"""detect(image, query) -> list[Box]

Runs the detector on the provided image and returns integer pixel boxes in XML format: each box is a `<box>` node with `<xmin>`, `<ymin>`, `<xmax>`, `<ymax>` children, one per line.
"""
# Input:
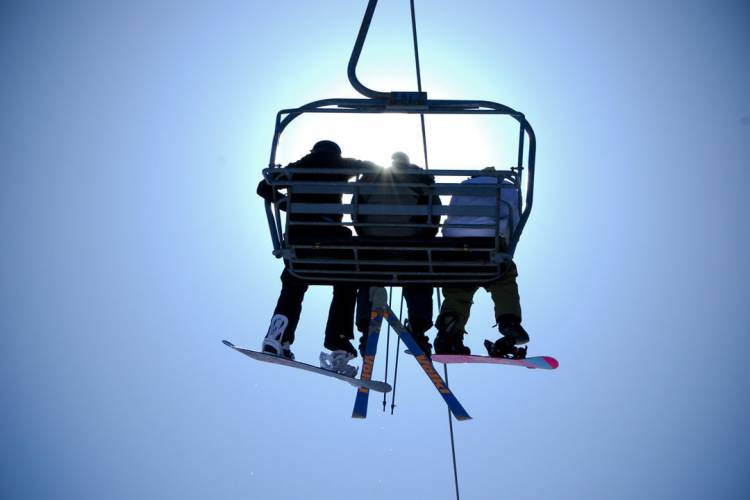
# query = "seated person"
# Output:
<box><xmin>435</xmin><ymin>167</ymin><xmax>529</xmax><ymax>358</ymax></box>
<box><xmin>353</xmin><ymin>152</ymin><xmax>440</xmax><ymax>356</ymax></box>
<box><xmin>355</xmin><ymin>151</ymin><xmax>440</xmax><ymax>239</ymax></box>
<box><xmin>256</xmin><ymin>140</ymin><xmax>375</xmax><ymax>361</ymax></box>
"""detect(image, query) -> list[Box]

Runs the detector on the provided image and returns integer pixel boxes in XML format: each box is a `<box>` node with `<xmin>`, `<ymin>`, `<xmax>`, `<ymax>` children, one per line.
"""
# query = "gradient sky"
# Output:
<box><xmin>2</xmin><ymin>1</ymin><xmax>749</xmax><ymax>499</ymax></box>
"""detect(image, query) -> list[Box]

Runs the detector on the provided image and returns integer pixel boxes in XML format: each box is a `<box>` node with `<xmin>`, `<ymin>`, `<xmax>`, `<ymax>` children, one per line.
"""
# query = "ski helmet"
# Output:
<box><xmin>311</xmin><ymin>140</ymin><xmax>341</xmax><ymax>155</ymax></box>
<box><xmin>391</xmin><ymin>151</ymin><xmax>410</xmax><ymax>165</ymax></box>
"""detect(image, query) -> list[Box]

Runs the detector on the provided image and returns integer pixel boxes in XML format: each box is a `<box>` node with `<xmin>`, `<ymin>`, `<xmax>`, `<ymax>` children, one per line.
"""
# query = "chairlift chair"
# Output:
<box><xmin>261</xmin><ymin>0</ymin><xmax>536</xmax><ymax>286</ymax></box>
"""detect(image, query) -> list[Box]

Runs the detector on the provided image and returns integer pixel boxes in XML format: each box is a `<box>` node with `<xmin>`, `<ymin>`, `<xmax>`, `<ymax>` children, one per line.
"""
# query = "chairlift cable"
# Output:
<box><xmin>444</xmin><ymin>363</ymin><xmax>461</xmax><ymax>500</ymax></box>
<box><xmin>411</xmin><ymin>2</ymin><xmax>460</xmax><ymax>491</ymax></box>
<box><xmin>436</xmin><ymin>289</ymin><xmax>461</xmax><ymax>500</ymax></box>
<box><xmin>409</xmin><ymin>0</ymin><xmax>430</xmax><ymax>169</ymax></box>
<box><xmin>380</xmin><ymin>0</ymin><xmax>447</xmax><ymax>396</ymax></box>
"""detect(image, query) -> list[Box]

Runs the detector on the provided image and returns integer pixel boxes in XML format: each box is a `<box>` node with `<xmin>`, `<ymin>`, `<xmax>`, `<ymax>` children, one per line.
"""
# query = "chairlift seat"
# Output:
<box><xmin>286</xmin><ymin>234</ymin><xmax>510</xmax><ymax>285</ymax></box>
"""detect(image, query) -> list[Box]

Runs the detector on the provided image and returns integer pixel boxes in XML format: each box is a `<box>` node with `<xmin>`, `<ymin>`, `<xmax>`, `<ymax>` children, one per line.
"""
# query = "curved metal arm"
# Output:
<box><xmin>347</xmin><ymin>0</ymin><xmax>390</xmax><ymax>99</ymax></box>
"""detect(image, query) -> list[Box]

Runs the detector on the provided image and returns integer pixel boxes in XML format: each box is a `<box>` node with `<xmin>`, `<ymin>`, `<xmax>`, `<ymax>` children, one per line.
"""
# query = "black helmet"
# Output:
<box><xmin>311</xmin><ymin>140</ymin><xmax>341</xmax><ymax>155</ymax></box>
<box><xmin>391</xmin><ymin>151</ymin><xmax>410</xmax><ymax>165</ymax></box>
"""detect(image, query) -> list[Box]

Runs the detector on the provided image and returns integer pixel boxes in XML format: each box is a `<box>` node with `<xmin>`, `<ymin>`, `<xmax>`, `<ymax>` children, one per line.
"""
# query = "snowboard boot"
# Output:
<box><xmin>262</xmin><ymin>314</ymin><xmax>295</xmax><ymax>360</ymax></box>
<box><xmin>433</xmin><ymin>313</ymin><xmax>471</xmax><ymax>355</ymax></box>
<box><xmin>497</xmin><ymin>314</ymin><xmax>530</xmax><ymax>345</ymax></box>
<box><xmin>484</xmin><ymin>314</ymin><xmax>529</xmax><ymax>359</ymax></box>
<box><xmin>324</xmin><ymin>334</ymin><xmax>358</xmax><ymax>358</ymax></box>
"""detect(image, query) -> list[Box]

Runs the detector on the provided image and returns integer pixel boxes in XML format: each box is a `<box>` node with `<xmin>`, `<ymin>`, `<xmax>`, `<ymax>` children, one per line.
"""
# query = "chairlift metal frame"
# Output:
<box><xmin>261</xmin><ymin>0</ymin><xmax>536</xmax><ymax>286</ymax></box>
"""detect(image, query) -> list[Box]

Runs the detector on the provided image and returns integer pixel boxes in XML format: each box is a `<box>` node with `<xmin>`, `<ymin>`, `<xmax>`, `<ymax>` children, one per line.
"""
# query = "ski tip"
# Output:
<box><xmin>543</xmin><ymin>356</ymin><xmax>559</xmax><ymax>369</ymax></box>
<box><xmin>222</xmin><ymin>340</ymin><xmax>235</xmax><ymax>348</ymax></box>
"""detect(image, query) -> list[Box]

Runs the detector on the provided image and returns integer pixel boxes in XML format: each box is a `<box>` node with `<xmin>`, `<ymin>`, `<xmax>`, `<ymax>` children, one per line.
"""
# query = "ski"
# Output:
<box><xmin>351</xmin><ymin>289</ymin><xmax>387</xmax><ymax>418</ymax></box>
<box><xmin>432</xmin><ymin>353</ymin><xmax>559</xmax><ymax>370</ymax></box>
<box><xmin>223</xmin><ymin>340</ymin><xmax>392</xmax><ymax>393</ymax></box>
<box><xmin>384</xmin><ymin>311</ymin><xmax>472</xmax><ymax>421</ymax></box>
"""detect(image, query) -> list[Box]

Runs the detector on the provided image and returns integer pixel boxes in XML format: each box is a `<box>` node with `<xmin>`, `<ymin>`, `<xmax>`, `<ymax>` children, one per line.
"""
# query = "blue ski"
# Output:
<box><xmin>351</xmin><ymin>289</ymin><xmax>387</xmax><ymax>418</ymax></box>
<box><xmin>383</xmin><ymin>312</ymin><xmax>472</xmax><ymax>421</ymax></box>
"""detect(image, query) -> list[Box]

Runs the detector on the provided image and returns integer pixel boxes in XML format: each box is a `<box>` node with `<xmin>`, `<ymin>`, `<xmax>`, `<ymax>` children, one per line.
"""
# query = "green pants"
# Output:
<box><xmin>439</xmin><ymin>261</ymin><xmax>521</xmax><ymax>335</ymax></box>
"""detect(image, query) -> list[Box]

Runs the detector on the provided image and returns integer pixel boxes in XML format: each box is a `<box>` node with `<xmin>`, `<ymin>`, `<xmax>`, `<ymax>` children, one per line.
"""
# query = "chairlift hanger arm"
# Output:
<box><xmin>347</xmin><ymin>0</ymin><xmax>429</xmax><ymax>107</ymax></box>
<box><xmin>348</xmin><ymin>0</ymin><xmax>390</xmax><ymax>100</ymax></box>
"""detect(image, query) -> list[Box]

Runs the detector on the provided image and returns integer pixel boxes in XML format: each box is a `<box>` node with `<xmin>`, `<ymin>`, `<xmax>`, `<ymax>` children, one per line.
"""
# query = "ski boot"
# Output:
<box><xmin>405</xmin><ymin>320</ymin><xmax>433</xmax><ymax>359</ymax></box>
<box><xmin>484</xmin><ymin>314</ymin><xmax>529</xmax><ymax>360</ymax></box>
<box><xmin>433</xmin><ymin>313</ymin><xmax>471</xmax><ymax>355</ymax></box>
<box><xmin>324</xmin><ymin>334</ymin><xmax>358</xmax><ymax>358</ymax></box>
<box><xmin>262</xmin><ymin>314</ymin><xmax>295</xmax><ymax>360</ymax></box>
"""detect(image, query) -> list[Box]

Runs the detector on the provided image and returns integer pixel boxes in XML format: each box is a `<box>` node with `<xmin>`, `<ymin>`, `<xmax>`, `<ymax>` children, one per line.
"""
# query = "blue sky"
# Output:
<box><xmin>1</xmin><ymin>1</ymin><xmax>749</xmax><ymax>499</ymax></box>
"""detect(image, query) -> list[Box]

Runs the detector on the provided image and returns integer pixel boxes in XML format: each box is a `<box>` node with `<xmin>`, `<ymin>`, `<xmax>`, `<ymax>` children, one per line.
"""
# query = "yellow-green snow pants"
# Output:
<box><xmin>438</xmin><ymin>261</ymin><xmax>522</xmax><ymax>334</ymax></box>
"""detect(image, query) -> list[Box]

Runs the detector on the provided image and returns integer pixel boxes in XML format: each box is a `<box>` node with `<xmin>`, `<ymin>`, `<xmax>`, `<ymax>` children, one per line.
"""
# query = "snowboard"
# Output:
<box><xmin>432</xmin><ymin>353</ymin><xmax>559</xmax><ymax>370</ymax></box>
<box><xmin>222</xmin><ymin>340</ymin><xmax>392</xmax><ymax>393</ymax></box>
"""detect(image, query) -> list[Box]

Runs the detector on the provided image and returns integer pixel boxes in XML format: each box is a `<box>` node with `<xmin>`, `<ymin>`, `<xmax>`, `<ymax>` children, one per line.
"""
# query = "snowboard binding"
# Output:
<box><xmin>484</xmin><ymin>338</ymin><xmax>527</xmax><ymax>360</ymax></box>
<box><xmin>262</xmin><ymin>338</ymin><xmax>295</xmax><ymax>360</ymax></box>
<box><xmin>319</xmin><ymin>350</ymin><xmax>358</xmax><ymax>378</ymax></box>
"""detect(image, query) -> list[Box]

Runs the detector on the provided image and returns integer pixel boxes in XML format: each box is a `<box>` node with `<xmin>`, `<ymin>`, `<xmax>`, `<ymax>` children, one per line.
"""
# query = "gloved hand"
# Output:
<box><xmin>257</xmin><ymin>179</ymin><xmax>281</xmax><ymax>201</ymax></box>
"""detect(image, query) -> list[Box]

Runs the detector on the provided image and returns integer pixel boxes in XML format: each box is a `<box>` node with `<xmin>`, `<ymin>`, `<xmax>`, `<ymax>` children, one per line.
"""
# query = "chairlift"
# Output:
<box><xmin>241</xmin><ymin>9</ymin><xmax>556</xmax><ymax>492</ymax></box>
<box><xmin>261</xmin><ymin>0</ymin><xmax>536</xmax><ymax>286</ymax></box>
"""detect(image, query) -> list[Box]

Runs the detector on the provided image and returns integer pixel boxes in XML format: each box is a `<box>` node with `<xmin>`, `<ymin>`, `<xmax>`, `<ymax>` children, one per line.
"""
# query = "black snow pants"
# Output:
<box><xmin>272</xmin><ymin>268</ymin><xmax>357</xmax><ymax>345</ymax></box>
<box><xmin>355</xmin><ymin>285</ymin><xmax>434</xmax><ymax>337</ymax></box>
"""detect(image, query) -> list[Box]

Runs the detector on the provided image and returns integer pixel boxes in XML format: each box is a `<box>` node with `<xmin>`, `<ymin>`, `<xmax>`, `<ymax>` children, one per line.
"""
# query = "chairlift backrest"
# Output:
<box><xmin>355</xmin><ymin>163</ymin><xmax>440</xmax><ymax>239</ymax></box>
<box><xmin>264</xmin><ymin>163</ymin><xmax>528</xmax><ymax>285</ymax></box>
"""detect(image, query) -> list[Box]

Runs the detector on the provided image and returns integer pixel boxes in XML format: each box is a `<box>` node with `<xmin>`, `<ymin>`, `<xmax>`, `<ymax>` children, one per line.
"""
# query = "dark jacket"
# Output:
<box><xmin>355</xmin><ymin>162</ymin><xmax>441</xmax><ymax>239</ymax></box>
<box><xmin>257</xmin><ymin>151</ymin><xmax>375</xmax><ymax>224</ymax></box>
